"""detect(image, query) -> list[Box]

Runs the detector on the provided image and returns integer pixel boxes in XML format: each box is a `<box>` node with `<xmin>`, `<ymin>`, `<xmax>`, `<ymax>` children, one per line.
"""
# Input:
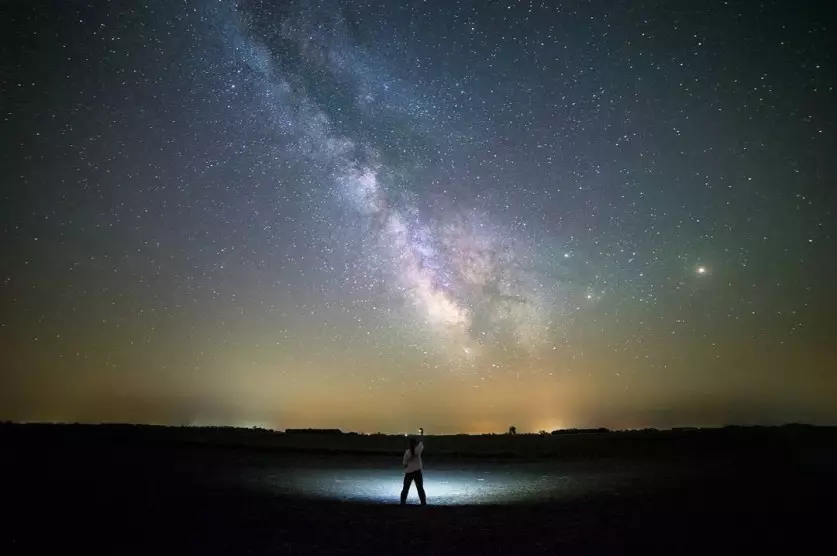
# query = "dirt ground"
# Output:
<box><xmin>3</xmin><ymin>425</ymin><xmax>835</xmax><ymax>554</ymax></box>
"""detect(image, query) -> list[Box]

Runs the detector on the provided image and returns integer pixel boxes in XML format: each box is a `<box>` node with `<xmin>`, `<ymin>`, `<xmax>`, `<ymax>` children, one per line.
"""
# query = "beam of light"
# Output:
<box><xmin>245</xmin><ymin>467</ymin><xmax>562</xmax><ymax>505</ymax></box>
<box><xmin>229</xmin><ymin>459</ymin><xmax>657</xmax><ymax>506</ymax></box>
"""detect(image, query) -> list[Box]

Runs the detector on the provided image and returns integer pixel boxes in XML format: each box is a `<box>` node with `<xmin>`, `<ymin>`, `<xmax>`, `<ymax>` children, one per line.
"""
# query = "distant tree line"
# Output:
<box><xmin>550</xmin><ymin>427</ymin><xmax>611</xmax><ymax>435</ymax></box>
<box><xmin>0</xmin><ymin>422</ymin><xmax>831</xmax><ymax>437</ymax></box>
<box><xmin>505</xmin><ymin>426</ymin><xmax>611</xmax><ymax>435</ymax></box>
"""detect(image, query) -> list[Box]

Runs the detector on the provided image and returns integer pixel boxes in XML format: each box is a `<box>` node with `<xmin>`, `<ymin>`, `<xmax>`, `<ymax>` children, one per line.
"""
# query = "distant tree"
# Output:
<box><xmin>508</xmin><ymin>425</ymin><xmax>517</xmax><ymax>435</ymax></box>
<box><xmin>538</xmin><ymin>430</ymin><xmax>548</xmax><ymax>437</ymax></box>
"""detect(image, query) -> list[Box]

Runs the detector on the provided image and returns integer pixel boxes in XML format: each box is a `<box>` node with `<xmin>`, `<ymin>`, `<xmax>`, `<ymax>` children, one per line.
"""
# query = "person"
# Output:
<box><xmin>400</xmin><ymin>430</ymin><xmax>426</xmax><ymax>505</ymax></box>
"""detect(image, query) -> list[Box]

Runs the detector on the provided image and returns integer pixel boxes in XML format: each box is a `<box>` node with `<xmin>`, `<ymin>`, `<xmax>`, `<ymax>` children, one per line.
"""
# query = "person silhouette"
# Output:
<box><xmin>400</xmin><ymin>430</ymin><xmax>426</xmax><ymax>505</ymax></box>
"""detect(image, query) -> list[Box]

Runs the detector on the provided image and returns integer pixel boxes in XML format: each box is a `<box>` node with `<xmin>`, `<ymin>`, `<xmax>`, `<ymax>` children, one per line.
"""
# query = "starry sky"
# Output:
<box><xmin>2</xmin><ymin>0</ymin><xmax>835</xmax><ymax>433</ymax></box>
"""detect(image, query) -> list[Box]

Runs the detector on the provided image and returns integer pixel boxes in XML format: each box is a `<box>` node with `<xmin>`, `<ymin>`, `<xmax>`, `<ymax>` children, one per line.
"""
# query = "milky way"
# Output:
<box><xmin>221</xmin><ymin>1</ymin><xmax>577</xmax><ymax>363</ymax></box>
<box><xmin>2</xmin><ymin>0</ymin><xmax>835</xmax><ymax>431</ymax></box>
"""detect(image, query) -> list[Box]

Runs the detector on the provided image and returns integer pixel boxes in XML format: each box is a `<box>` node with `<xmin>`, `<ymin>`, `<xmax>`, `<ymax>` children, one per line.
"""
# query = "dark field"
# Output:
<box><xmin>3</xmin><ymin>424</ymin><xmax>836</xmax><ymax>554</ymax></box>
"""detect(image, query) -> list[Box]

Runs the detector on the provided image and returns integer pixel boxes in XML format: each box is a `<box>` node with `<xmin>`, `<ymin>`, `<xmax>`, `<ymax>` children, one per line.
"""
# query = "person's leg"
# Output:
<box><xmin>400</xmin><ymin>472</ymin><xmax>414</xmax><ymax>504</ymax></box>
<box><xmin>415</xmin><ymin>470</ymin><xmax>426</xmax><ymax>505</ymax></box>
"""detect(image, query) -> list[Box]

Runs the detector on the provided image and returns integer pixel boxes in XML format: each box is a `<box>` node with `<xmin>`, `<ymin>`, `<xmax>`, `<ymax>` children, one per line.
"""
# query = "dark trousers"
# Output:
<box><xmin>400</xmin><ymin>470</ymin><xmax>426</xmax><ymax>504</ymax></box>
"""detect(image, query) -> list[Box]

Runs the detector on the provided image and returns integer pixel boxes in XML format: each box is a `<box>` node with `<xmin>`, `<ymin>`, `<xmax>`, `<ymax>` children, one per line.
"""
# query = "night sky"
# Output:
<box><xmin>2</xmin><ymin>0</ymin><xmax>835</xmax><ymax>433</ymax></box>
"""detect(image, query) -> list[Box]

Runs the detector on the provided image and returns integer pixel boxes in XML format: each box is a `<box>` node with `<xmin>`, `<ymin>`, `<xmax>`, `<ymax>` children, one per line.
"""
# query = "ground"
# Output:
<box><xmin>2</xmin><ymin>425</ymin><xmax>835</xmax><ymax>554</ymax></box>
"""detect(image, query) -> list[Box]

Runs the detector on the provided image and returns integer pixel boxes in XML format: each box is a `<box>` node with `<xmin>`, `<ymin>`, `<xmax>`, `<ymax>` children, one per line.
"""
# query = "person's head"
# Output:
<box><xmin>409</xmin><ymin>436</ymin><xmax>417</xmax><ymax>455</ymax></box>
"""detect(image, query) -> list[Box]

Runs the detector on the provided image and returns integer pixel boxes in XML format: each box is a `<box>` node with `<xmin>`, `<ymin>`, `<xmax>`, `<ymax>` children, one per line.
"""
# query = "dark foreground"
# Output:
<box><xmin>3</xmin><ymin>425</ymin><xmax>836</xmax><ymax>554</ymax></box>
